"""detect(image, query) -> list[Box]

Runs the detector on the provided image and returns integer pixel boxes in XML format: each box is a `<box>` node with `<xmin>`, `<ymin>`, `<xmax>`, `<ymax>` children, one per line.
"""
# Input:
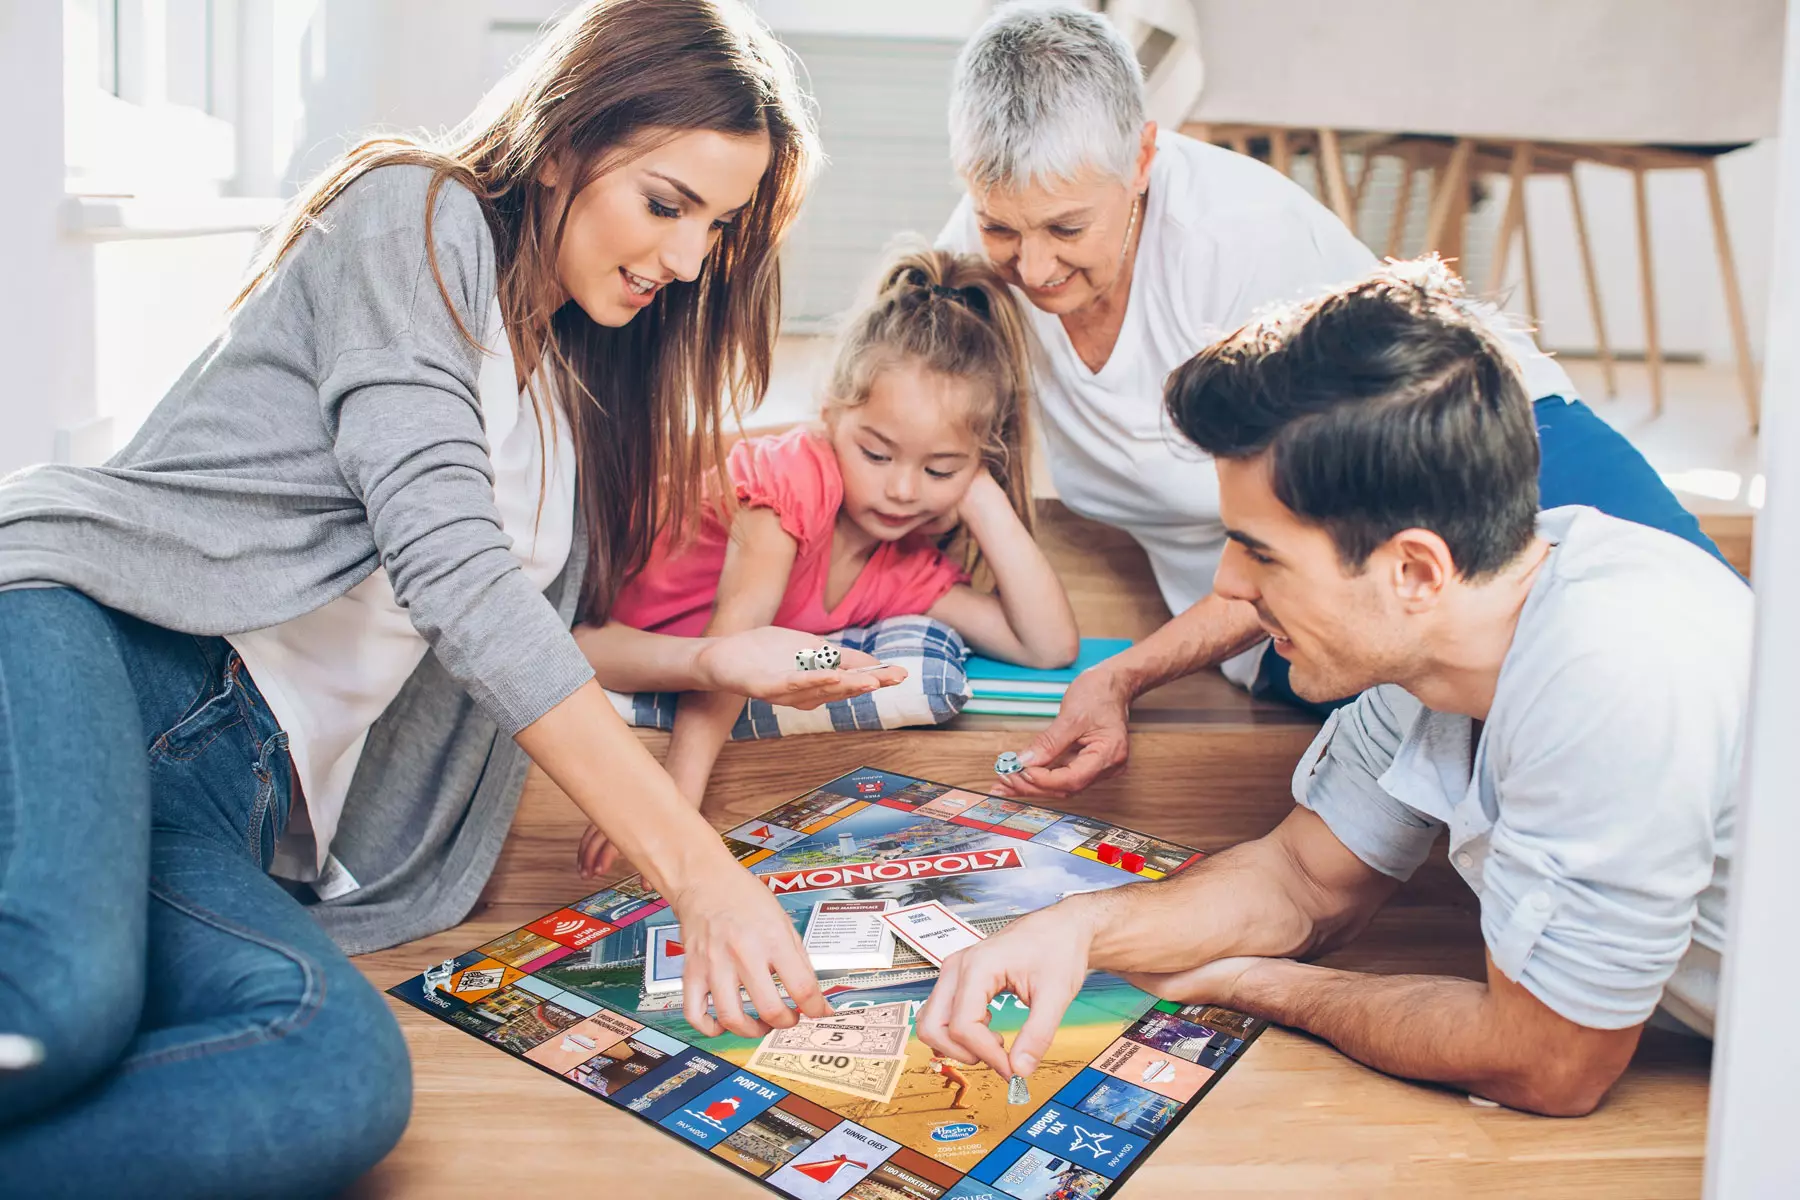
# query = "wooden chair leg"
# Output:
<box><xmin>1352</xmin><ymin>149</ymin><xmax>1375</xmax><ymax>216</ymax></box>
<box><xmin>1488</xmin><ymin>143</ymin><xmax>1531</xmax><ymax>295</ymax></box>
<box><xmin>1387</xmin><ymin>155</ymin><xmax>1415</xmax><ymax>259</ymax></box>
<box><xmin>1632</xmin><ymin>166</ymin><xmax>1665</xmax><ymax>418</ymax></box>
<box><xmin>1519</xmin><ymin>179</ymin><xmax>1542</xmax><ymax>328</ymax></box>
<box><xmin>1702</xmin><ymin>158</ymin><xmax>1761</xmax><ymax>431</ymax></box>
<box><xmin>1566</xmin><ymin>168</ymin><xmax>1617</xmax><ymax>398</ymax></box>
<box><xmin>1316</xmin><ymin>128</ymin><xmax>1357</xmax><ymax>232</ymax></box>
<box><xmin>1423</xmin><ymin>138</ymin><xmax>1475</xmax><ymax>263</ymax></box>
<box><xmin>1269</xmin><ymin>128</ymin><xmax>1292</xmax><ymax>177</ymax></box>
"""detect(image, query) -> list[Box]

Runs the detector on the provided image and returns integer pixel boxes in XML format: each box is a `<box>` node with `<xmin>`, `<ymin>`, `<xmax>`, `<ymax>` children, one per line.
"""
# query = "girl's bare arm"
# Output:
<box><xmin>663</xmin><ymin>507</ymin><xmax>800</xmax><ymax>802</ymax></box>
<box><xmin>927</xmin><ymin>471</ymin><xmax>1079</xmax><ymax>668</ymax></box>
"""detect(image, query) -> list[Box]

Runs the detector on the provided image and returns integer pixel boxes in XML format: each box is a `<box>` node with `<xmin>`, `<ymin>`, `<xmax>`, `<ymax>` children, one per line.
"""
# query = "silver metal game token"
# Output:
<box><xmin>1007</xmin><ymin>1074</ymin><xmax>1030</xmax><ymax>1105</ymax></box>
<box><xmin>422</xmin><ymin>958</ymin><xmax>456</xmax><ymax>998</ymax></box>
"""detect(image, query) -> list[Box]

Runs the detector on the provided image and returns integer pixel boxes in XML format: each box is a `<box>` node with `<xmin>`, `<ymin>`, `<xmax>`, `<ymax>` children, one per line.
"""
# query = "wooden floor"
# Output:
<box><xmin>348</xmin><ymin>502</ymin><xmax>1721</xmax><ymax>1199</ymax></box>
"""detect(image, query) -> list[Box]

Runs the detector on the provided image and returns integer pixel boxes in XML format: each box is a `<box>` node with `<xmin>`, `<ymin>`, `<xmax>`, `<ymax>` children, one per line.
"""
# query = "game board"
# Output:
<box><xmin>392</xmin><ymin>767</ymin><xmax>1265</xmax><ymax>1200</ymax></box>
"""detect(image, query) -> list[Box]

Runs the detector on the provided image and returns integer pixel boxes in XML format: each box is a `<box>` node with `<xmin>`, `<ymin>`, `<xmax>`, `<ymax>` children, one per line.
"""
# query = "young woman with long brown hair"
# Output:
<box><xmin>0</xmin><ymin>2</ymin><xmax>889</xmax><ymax>1192</ymax></box>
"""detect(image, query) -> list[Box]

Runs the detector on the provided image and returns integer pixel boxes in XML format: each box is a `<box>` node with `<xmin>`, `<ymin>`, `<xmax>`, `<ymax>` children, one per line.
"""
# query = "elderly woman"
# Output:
<box><xmin>937</xmin><ymin>1</ymin><xmax>1733</xmax><ymax>798</ymax></box>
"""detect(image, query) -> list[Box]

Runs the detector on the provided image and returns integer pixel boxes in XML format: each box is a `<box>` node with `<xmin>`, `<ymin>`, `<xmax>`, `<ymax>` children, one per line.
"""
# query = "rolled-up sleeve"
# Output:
<box><xmin>1291</xmin><ymin>685</ymin><xmax>1442</xmax><ymax>881</ymax></box>
<box><xmin>1480</xmin><ymin>651</ymin><xmax>1734</xmax><ymax>1030</ymax></box>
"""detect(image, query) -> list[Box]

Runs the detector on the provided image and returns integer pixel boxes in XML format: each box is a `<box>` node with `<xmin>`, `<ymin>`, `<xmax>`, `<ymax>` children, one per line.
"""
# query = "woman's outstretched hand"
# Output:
<box><xmin>666</xmin><ymin>862</ymin><xmax>834</xmax><ymax>1039</ymax></box>
<box><xmin>695</xmin><ymin>626</ymin><xmax>907</xmax><ymax>708</ymax></box>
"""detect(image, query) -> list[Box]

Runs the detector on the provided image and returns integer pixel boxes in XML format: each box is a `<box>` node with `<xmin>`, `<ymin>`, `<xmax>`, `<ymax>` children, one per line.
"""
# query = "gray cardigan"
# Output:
<box><xmin>0</xmin><ymin>165</ymin><xmax>595</xmax><ymax>953</ymax></box>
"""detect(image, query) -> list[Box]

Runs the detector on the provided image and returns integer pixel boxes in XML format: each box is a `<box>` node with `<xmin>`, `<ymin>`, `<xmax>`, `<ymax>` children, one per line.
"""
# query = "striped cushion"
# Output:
<box><xmin>604</xmin><ymin>615</ymin><xmax>969</xmax><ymax>739</ymax></box>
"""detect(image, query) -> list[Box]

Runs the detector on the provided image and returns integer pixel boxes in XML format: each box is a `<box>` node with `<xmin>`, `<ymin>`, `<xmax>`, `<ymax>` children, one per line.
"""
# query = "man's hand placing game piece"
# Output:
<box><xmin>695</xmin><ymin>626</ymin><xmax>907</xmax><ymax>709</ymax></box>
<box><xmin>916</xmin><ymin>905</ymin><xmax>1096</xmax><ymax>1080</ymax></box>
<box><xmin>989</xmin><ymin>665</ymin><xmax>1133</xmax><ymax>800</ymax></box>
<box><xmin>667</xmin><ymin>864</ymin><xmax>834</xmax><ymax>1040</ymax></box>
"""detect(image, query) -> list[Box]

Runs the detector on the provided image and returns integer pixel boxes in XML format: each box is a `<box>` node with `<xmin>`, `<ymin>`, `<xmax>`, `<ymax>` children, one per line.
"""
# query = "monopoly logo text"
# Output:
<box><xmin>762</xmin><ymin>849</ymin><xmax>1023</xmax><ymax>895</ymax></box>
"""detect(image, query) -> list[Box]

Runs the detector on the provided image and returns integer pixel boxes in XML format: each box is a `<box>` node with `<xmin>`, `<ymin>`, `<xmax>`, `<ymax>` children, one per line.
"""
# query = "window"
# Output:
<box><xmin>63</xmin><ymin>0</ymin><xmax>239</xmax><ymax>196</ymax></box>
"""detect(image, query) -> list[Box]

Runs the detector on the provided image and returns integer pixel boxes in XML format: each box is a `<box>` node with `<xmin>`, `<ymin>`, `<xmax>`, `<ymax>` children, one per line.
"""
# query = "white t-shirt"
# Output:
<box><xmin>1294</xmin><ymin>507</ymin><xmax>1748</xmax><ymax>1034</ymax></box>
<box><xmin>231</xmin><ymin>300</ymin><xmax>578</xmax><ymax>886</ymax></box>
<box><xmin>938</xmin><ymin>131</ymin><xmax>1578</xmax><ymax>621</ymax></box>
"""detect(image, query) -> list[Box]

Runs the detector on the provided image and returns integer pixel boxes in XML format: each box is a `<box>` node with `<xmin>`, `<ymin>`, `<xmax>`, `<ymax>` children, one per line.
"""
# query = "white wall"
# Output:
<box><xmin>1705</xmin><ymin>5</ymin><xmax>1800</xmax><ymax>1192</ymax></box>
<box><xmin>284</xmin><ymin>1</ymin><xmax>990</xmax><ymax>179</ymax></box>
<box><xmin>1</xmin><ymin>3</ymin><xmax>97</xmax><ymax>473</ymax></box>
<box><xmin>754</xmin><ymin>0</ymin><xmax>985</xmax><ymax>39</ymax></box>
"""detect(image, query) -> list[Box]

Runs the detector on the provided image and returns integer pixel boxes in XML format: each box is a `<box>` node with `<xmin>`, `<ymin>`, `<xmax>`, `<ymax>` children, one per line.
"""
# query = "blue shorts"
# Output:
<box><xmin>1254</xmin><ymin>396</ymin><xmax>1739</xmax><ymax>716</ymax></box>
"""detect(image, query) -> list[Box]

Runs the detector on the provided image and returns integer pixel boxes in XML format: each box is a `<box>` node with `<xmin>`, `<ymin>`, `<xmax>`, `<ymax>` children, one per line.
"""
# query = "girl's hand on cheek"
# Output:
<box><xmin>955</xmin><ymin>467</ymin><xmax>1009</xmax><ymax>522</ymax></box>
<box><xmin>920</xmin><ymin>467</ymin><xmax>1001</xmax><ymax>537</ymax></box>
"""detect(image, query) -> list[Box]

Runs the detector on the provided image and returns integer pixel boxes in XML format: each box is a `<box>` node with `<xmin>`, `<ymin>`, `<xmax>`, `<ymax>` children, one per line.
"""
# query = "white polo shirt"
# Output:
<box><xmin>1293</xmin><ymin>507</ymin><xmax>1749</xmax><ymax>1034</ymax></box>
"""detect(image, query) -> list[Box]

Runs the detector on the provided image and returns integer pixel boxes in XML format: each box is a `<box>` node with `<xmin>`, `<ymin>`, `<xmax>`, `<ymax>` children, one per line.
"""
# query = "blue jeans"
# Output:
<box><xmin>1255</xmin><ymin>397</ymin><xmax>1739</xmax><ymax>716</ymax></box>
<box><xmin>0</xmin><ymin>588</ymin><xmax>410</xmax><ymax>1198</ymax></box>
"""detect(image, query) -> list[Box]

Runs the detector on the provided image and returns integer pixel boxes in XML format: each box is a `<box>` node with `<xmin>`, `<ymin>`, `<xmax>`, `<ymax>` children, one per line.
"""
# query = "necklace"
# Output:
<box><xmin>1062</xmin><ymin>189</ymin><xmax>1146</xmax><ymax>372</ymax></box>
<box><xmin>1119</xmin><ymin>191</ymin><xmax>1143</xmax><ymax>270</ymax></box>
<box><xmin>1097</xmin><ymin>190</ymin><xmax>1144</xmax><ymax>309</ymax></box>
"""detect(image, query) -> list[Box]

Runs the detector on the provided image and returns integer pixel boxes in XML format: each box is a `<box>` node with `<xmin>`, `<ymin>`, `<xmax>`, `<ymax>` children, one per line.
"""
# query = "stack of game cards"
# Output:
<box><xmin>801</xmin><ymin>898</ymin><xmax>897</xmax><ymax>972</ymax></box>
<box><xmin>748</xmin><ymin>1002</ymin><xmax>913</xmax><ymax>1104</ymax></box>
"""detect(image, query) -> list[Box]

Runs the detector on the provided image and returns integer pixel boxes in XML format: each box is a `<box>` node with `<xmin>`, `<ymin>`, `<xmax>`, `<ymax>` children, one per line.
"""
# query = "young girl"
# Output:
<box><xmin>0</xmin><ymin>1</ymin><xmax>881</xmax><ymax>1190</ymax></box>
<box><xmin>580</xmin><ymin>248</ymin><xmax>1080</xmax><ymax>872</ymax></box>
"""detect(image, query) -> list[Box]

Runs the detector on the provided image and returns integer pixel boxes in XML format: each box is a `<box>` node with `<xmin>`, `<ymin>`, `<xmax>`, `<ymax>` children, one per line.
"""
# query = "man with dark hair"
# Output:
<box><xmin>918</xmin><ymin>262</ymin><xmax>1748</xmax><ymax>1116</ymax></box>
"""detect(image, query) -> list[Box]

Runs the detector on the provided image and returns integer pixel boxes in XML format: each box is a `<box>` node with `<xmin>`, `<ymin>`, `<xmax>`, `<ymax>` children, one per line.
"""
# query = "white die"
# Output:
<box><xmin>814</xmin><ymin>644</ymin><xmax>841</xmax><ymax>670</ymax></box>
<box><xmin>794</xmin><ymin>648</ymin><xmax>817</xmax><ymax>671</ymax></box>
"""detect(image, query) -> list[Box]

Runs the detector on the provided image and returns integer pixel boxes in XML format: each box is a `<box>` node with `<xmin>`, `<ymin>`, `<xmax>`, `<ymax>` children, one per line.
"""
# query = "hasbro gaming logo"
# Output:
<box><xmin>931</xmin><ymin>1122</ymin><xmax>978</xmax><ymax>1143</ymax></box>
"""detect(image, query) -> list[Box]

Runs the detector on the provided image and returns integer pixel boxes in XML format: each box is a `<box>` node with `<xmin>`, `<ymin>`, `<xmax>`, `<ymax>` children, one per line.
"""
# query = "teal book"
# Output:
<box><xmin>960</xmin><ymin>696</ymin><xmax>1064</xmax><ymax>717</ymax></box>
<box><xmin>964</xmin><ymin>637</ymin><xmax>1132</xmax><ymax>700</ymax></box>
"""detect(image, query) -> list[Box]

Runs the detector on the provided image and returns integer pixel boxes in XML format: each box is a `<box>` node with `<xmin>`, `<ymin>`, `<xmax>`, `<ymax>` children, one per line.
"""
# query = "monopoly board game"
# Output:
<box><xmin>392</xmin><ymin>767</ymin><xmax>1264</xmax><ymax>1199</ymax></box>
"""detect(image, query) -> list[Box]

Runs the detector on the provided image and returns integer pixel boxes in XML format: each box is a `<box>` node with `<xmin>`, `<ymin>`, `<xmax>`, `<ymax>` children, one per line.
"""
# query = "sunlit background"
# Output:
<box><xmin>1</xmin><ymin>1</ymin><xmax>1781</xmax><ymax>519</ymax></box>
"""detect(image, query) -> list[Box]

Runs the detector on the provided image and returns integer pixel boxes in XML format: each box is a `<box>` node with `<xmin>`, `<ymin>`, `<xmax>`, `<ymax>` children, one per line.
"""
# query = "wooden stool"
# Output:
<box><xmin>1185</xmin><ymin>124</ymin><xmax>1761</xmax><ymax>430</ymax></box>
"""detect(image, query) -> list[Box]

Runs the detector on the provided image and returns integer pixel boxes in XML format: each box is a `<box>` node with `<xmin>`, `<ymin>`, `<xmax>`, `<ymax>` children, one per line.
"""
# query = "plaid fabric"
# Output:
<box><xmin>605</xmin><ymin>615</ymin><xmax>969</xmax><ymax>739</ymax></box>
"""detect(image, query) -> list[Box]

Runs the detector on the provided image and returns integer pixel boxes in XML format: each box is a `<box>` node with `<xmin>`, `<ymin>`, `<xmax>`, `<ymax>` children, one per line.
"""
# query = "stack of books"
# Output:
<box><xmin>960</xmin><ymin>637</ymin><xmax>1132</xmax><ymax>717</ymax></box>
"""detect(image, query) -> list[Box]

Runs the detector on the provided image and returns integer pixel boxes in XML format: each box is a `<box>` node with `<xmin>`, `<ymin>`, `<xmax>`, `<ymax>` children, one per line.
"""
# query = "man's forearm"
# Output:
<box><xmin>1074</xmin><ymin>838</ymin><xmax>1323</xmax><ymax>975</ymax></box>
<box><xmin>1217</xmin><ymin>961</ymin><xmax>1621</xmax><ymax>1116</ymax></box>
<box><xmin>1231</xmin><ymin>961</ymin><xmax>1498</xmax><ymax>1086</ymax></box>
<box><xmin>1104</xmin><ymin>593</ymin><xmax>1265</xmax><ymax>697</ymax></box>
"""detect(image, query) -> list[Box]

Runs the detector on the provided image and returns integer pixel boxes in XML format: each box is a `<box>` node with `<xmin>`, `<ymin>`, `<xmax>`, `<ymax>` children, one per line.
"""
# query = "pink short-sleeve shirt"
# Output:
<box><xmin>609</xmin><ymin>427</ymin><xmax>967</xmax><ymax>636</ymax></box>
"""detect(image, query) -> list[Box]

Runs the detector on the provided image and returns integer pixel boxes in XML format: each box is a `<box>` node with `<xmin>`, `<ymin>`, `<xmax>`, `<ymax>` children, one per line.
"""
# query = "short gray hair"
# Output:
<box><xmin>949</xmin><ymin>2</ymin><xmax>1148</xmax><ymax>190</ymax></box>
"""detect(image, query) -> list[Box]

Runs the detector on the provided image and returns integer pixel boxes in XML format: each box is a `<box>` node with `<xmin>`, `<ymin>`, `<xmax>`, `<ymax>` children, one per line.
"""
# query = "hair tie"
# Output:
<box><xmin>926</xmin><ymin>282</ymin><xmax>990</xmax><ymax>316</ymax></box>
